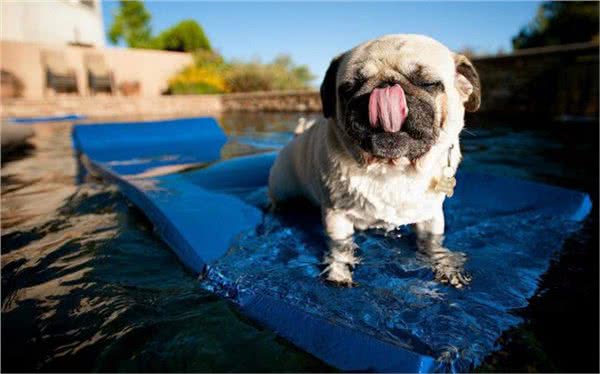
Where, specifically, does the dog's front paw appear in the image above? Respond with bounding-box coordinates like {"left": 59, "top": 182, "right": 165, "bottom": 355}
{"left": 417, "top": 245, "right": 471, "bottom": 288}
{"left": 430, "top": 249, "right": 471, "bottom": 288}
{"left": 434, "top": 264, "right": 471, "bottom": 288}
{"left": 322, "top": 239, "right": 360, "bottom": 287}
{"left": 321, "top": 261, "right": 357, "bottom": 287}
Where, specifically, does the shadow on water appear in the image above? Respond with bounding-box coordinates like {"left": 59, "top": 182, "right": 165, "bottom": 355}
{"left": 1, "top": 113, "right": 597, "bottom": 372}
{"left": 477, "top": 208, "right": 598, "bottom": 373}
{"left": 462, "top": 114, "right": 599, "bottom": 373}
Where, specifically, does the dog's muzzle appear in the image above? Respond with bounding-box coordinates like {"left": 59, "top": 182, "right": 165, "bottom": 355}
{"left": 344, "top": 84, "right": 438, "bottom": 161}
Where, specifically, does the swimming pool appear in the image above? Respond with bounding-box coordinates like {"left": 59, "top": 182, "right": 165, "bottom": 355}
{"left": 2, "top": 112, "right": 598, "bottom": 372}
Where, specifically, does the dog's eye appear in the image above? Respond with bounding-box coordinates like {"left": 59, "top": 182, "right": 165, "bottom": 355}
{"left": 338, "top": 80, "right": 361, "bottom": 98}
{"left": 338, "top": 82, "right": 353, "bottom": 95}
{"left": 419, "top": 81, "right": 444, "bottom": 91}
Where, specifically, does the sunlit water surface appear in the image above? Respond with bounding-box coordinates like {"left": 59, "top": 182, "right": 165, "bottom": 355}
{"left": 2, "top": 112, "right": 597, "bottom": 372}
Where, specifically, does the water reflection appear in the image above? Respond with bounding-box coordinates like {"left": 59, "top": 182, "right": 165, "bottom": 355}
{"left": 1, "top": 114, "right": 331, "bottom": 372}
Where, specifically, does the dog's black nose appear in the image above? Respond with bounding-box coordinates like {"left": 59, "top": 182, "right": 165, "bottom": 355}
{"left": 377, "top": 80, "right": 402, "bottom": 89}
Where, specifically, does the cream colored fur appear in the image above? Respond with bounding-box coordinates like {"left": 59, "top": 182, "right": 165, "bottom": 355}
{"left": 269, "top": 34, "right": 476, "bottom": 286}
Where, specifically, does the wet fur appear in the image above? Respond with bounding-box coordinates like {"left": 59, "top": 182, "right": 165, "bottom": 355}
{"left": 269, "top": 34, "right": 480, "bottom": 285}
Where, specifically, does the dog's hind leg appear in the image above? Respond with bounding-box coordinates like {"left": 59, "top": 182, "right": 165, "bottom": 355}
{"left": 268, "top": 143, "right": 301, "bottom": 205}
{"left": 321, "top": 208, "right": 360, "bottom": 286}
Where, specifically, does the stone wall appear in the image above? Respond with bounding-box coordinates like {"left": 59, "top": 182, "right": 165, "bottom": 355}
{"left": 221, "top": 90, "right": 321, "bottom": 112}
{"left": 472, "top": 42, "right": 599, "bottom": 119}
{"left": 1, "top": 95, "right": 221, "bottom": 119}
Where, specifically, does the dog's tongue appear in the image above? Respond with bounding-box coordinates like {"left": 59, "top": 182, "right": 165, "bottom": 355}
{"left": 368, "top": 84, "right": 408, "bottom": 132}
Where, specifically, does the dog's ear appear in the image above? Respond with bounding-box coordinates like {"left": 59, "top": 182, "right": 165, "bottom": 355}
{"left": 320, "top": 54, "right": 344, "bottom": 118}
{"left": 454, "top": 54, "right": 481, "bottom": 112}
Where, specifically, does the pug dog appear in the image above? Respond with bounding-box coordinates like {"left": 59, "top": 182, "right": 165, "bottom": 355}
{"left": 268, "top": 34, "right": 480, "bottom": 287}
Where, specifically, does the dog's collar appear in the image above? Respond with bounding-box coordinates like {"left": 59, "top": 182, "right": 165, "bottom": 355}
{"left": 444, "top": 144, "right": 455, "bottom": 176}
{"left": 432, "top": 144, "right": 457, "bottom": 197}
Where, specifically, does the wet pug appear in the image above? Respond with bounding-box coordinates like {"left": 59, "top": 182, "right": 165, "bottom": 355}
{"left": 268, "top": 34, "right": 480, "bottom": 287}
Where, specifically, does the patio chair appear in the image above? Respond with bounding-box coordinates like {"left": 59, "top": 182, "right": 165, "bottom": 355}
{"left": 41, "top": 50, "right": 78, "bottom": 95}
{"left": 1, "top": 70, "right": 24, "bottom": 98}
{"left": 84, "top": 53, "right": 114, "bottom": 95}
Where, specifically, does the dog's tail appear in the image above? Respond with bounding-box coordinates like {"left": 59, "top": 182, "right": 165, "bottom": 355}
{"left": 294, "top": 117, "right": 317, "bottom": 136}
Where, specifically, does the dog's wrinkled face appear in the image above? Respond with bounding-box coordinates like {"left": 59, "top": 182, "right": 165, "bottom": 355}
{"left": 321, "top": 34, "right": 481, "bottom": 162}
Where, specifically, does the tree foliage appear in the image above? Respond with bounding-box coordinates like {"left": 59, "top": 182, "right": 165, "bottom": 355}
{"left": 108, "top": 2, "right": 211, "bottom": 52}
{"left": 154, "top": 20, "right": 212, "bottom": 52}
{"left": 108, "top": 0, "right": 153, "bottom": 48}
{"left": 512, "top": 2, "right": 599, "bottom": 49}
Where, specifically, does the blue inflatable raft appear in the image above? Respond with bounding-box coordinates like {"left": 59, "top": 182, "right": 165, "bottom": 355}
{"left": 72, "top": 117, "right": 591, "bottom": 372}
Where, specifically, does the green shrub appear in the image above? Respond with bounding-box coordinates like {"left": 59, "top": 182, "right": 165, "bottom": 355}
{"left": 168, "top": 63, "right": 227, "bottom": 94}
{"left": 192, "top": 49, "right": 227, "bottom": 71}
{"left": 269, "top": 55, "right": 314, "bottom": 90}
{"left": 166, "top": 52, "right": 315, "bottom": 94}
{"left": 224, "top": 62, "right": 273, "bottom": 92}
{"left": 223, "top": 55, "right": 315, "bottom": 93}
{"left": 154, "top": 20, "right": 212, "bottom": 52}
{"left": 168, "top": 81, "right": 224, "bottom": 95}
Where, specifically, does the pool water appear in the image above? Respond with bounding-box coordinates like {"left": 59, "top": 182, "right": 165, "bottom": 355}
{"left": 2, "top": 112, "right": 598, "bottom": 372}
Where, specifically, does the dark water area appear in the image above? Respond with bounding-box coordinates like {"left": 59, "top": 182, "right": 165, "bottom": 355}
{"left": 1, "top": 112, "right": 598, "bottom": 372}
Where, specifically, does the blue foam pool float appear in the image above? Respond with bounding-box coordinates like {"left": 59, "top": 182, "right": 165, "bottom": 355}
{"left": 73, "top": 117, "right": 591, "bottom": 372}
{"left": 10, "top": 113, "right": 86, "bottom": 124}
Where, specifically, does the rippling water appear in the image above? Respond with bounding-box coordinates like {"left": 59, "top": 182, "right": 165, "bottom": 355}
{"left": 2, "top": 112, "right": 597, "bottom": 372}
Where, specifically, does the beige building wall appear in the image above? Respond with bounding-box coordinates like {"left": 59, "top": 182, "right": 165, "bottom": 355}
{"left": 1, "top": 0, "right": 105, "bottom": 47}
{"left": 1, "top": 40, "right": 194, "bottom": 98}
